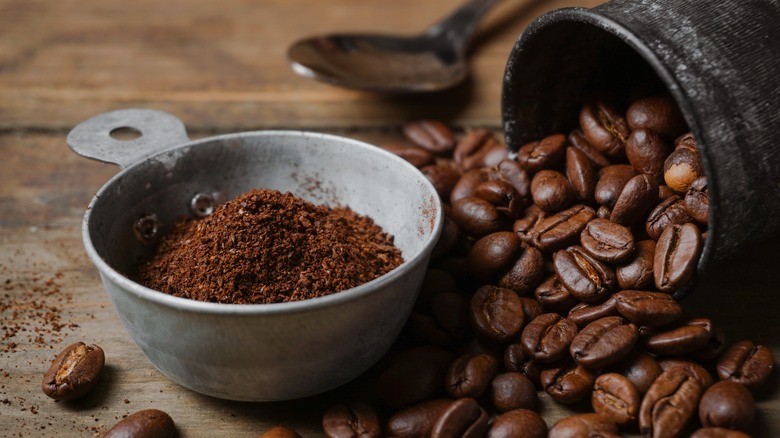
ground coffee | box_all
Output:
[137,188,404,304]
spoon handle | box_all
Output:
[425,0,501,53]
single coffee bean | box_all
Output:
[548,413,620,438]
[617,239,656,290]
[684,176,710,225]
[592,373,640,426]
[531,170,576,212]
[553,246,616,302]
[383,143,436,168]
[450,168,494,204]
[521,313,578,364]
[445,354,498,399]
[654,222,702,292]
[658,184,676,200]
[376,347,448,408]
[518,296,544,323]
[387,399,453,438]
[496,245,545,295]
[567,296,619,328]
[610,173,659,226]
[716,340,775,390]
[639,367,702,438]
[466,232,521,279]
[469,285,525,343]
[487,409,547,438]
[454,128,494,166]
[104,409,175,438]
[699,380,755,430]
[693,326,727,364]
[461,136,507,171]
[579,101,630,158]
[430,397,489,438]
[566,146,597,202]
[570,316,639,369]
[534,275,579,315]
[421,162,462,200]
[323,401,381,438]
[645,195,692,240]
[503,343,526,372]
[691,427,752,438]
[664,133,704,193]
[642,317,714,356]
[568,129,612,168]
[540,360,596,404]
[495,159,532,199]
[431,291,472,342]
[403,120,456,154]
[625,128,670,181]
[597,205,612,219]
[261,425,302,438]
[41,341,105,401]
[474,179,524,218]
[526,204,596,253]
[594,164,638,209]
[490,372,537,412]
[581,218,636,263]
[514,205,548,242]
[431,207,465,261]
[610,350,662,395]
[613,290,682,327]
[626,93,687,140]
[658,358,715,390]
[517,133,566,172]
[451,196,509,237]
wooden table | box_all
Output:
[1,0,778,436]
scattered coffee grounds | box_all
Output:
[137,188,404,304]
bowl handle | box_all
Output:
[66,109,190,169]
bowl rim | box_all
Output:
[82,129,444,315]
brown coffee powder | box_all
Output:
[137,188,404,304]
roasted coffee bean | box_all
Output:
[579,101,630,158]
[613,290,682,327]
[496,245,545,295]
[699,380,755,430]
[466,232,521,279]
[490,372,538,412]
[685,176,710,225]
[592,373,640,426]
[450,168,494,204]
[642,317,714,356]
[461,137,508,171]
[474,179,524,217]
[416,268,459,312]
[581,218,635,263]
[445,354,498,399]
[691,427,752,438]
[495,159,532,199]
[517,133,566,172]
[42,342,105,401]
[517,296,544,325]
[514,205,548,241]
[421,162,462,200]
[376,349,447,409]
[503,343,526,372]
[526,204,596,253]
[597,205,612,219]
[261,425,302,438]
[104,409,175,438]
[548,413,620,438]
[716,340,775,390]
[431,206,465,261]
[431,291,472,342]
[540,360,596,404]
[565,146,597,202]
[323,401,381,438]
[595,164,637,208]
[531,170,576,212]
[521,313,578,364]
[654,222,702,292]
[553,246,616,302]
[646,195,692,240]
[616,239,656,290]
[403,120,456,154]
[664,134,704,193]
[383,143,436,168]
[626,93,687,140]
[693,326,727,363]
[610,173,659,226]
[567,296,619,328]
[451,196,509,237]
[610,350,661,395]
[430,397,489,438]
[570,316,638,369]
[625,128,670,181]
[568,129,612,168]
[469,285,525,343]
[387,399,453,438]
[658,358,715,390]
[534,275,579,314]
[487,409,547,438]
[658,184,676,200]
[454,128,494,166]
[640,367,702,438]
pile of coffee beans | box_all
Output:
[312,96,774,437]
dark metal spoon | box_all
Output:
[287,0,500,93]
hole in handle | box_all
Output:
[110,126,143,141]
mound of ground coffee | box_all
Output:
[137,188,404,304]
